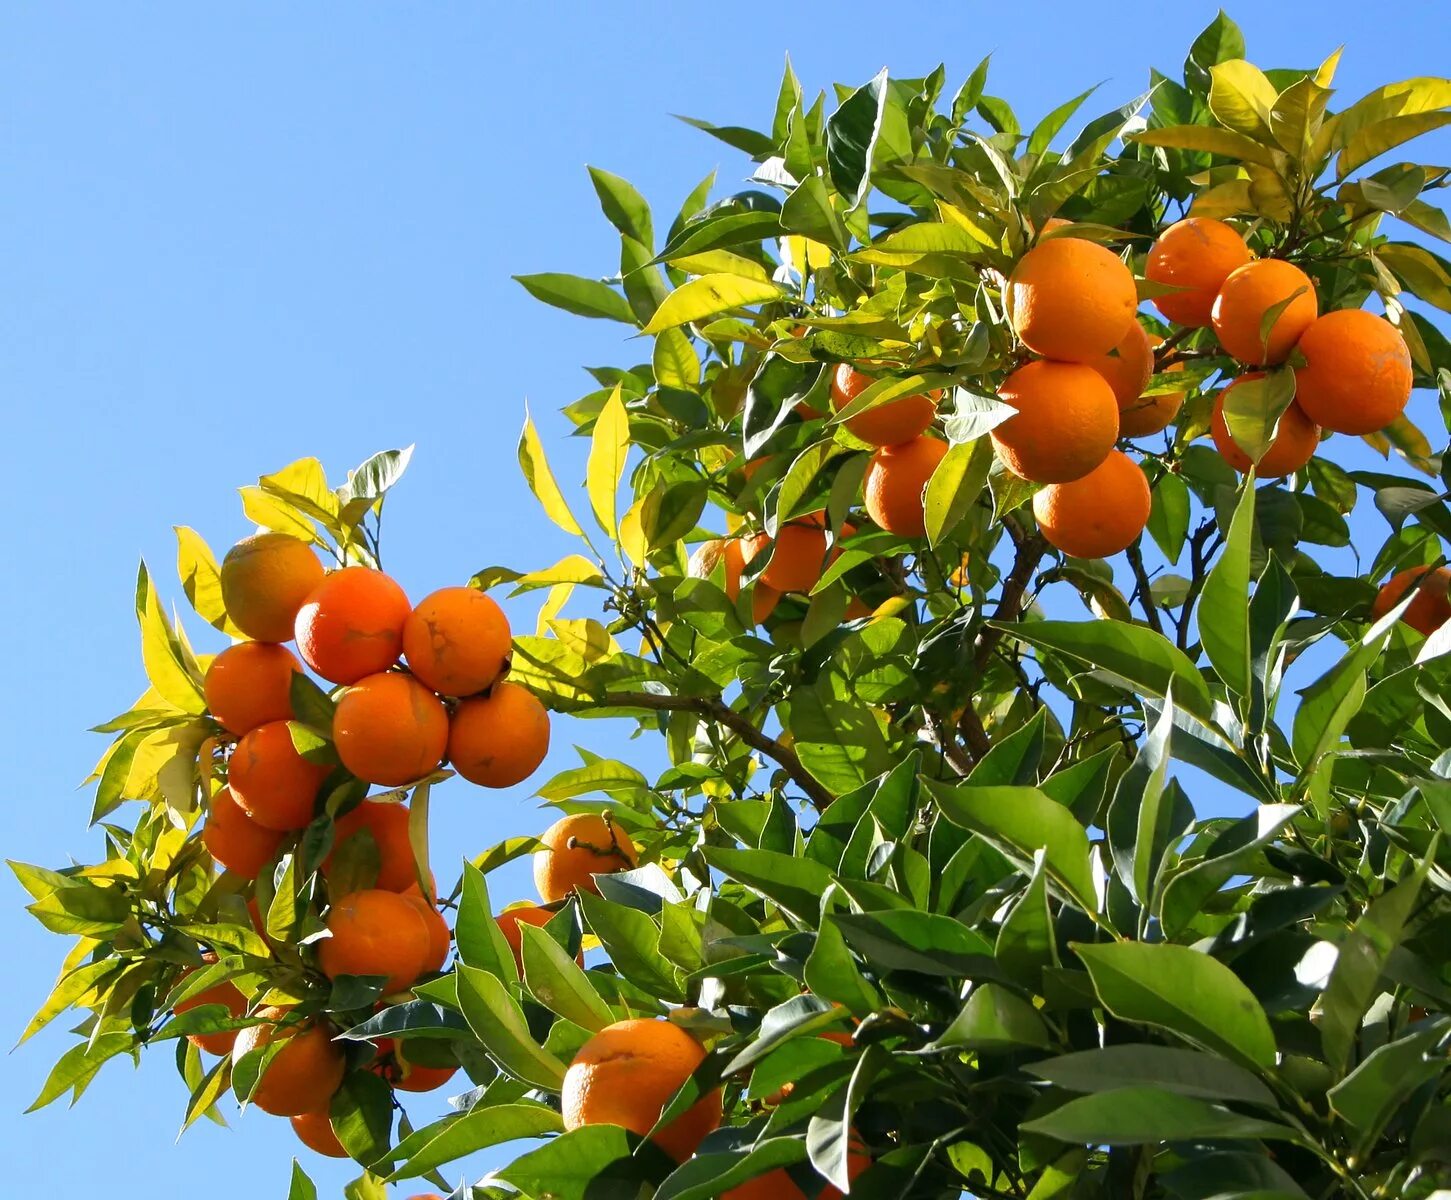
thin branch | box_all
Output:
[973,515,1046,672]
[930,711,975,774]
[1125,541,1164,634]
[958,704,992,762]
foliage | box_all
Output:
[14,13,1451,1200]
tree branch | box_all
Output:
[1125,541,1164,634]
[973,515,1046,672]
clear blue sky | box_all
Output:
[2,4,1447,1197]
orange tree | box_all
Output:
[14,14,1451,1199]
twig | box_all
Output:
[973,515,1046,672]
[1176,520,1221,651]
[1125,541,1164,634]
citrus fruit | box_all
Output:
[447,681,551,788]
[402,586,512,698]
[561,1018,723,1161]
[829,364,938,447]
[324,800,416,893]
[402,885,451,972]
[992,360,1119,483]
[317,889,432,996]
[1084,321,1153,408]
[294,567,411,685]
[1211,258,1318,365]
[1145,218,1253,328]
[1292,308,1413,435]
[219,533,325,644]
[1371,566,1451,637]
[533,812,639,903]
[862,435,949,538]
[370,1037,459,1093]
[1032,450,1151,559]
[231,1007,346,1117]
[202,786,284,880]
[229,720,329,831]
[1119,360,1185,438]
[496,903,579,969]
[291,1111,348,1158]
[1210,378,1320,477]
[333,671,448,787]
[741,513,829,594]
[687,538,746,599]
[173,952,247,1056]
[203,641,303,736]
[1006,237,1137,361]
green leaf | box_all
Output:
[1208,59,1279,141]
[1131,125,1280,167]
[329,1070,393,1165]
[1223,369,1296,465]
[1029,1045,1276,1106]
[653,327,700,392]
[931,783,1098,914]
[586,386,629,539]
[655,1139,808,1200]
[703,847,833,925]
[577,891,683,1000]
[803,906,882,1015]
[513,273,635,323]
[518,412,586,539]
[453,863,519,985]
[1022,1086,1296,1145]
[519,924,610,1033]
[455,965,567,1090]
[27,884,128,937]
[781,176,848,252]
[934,983,1050,1049]
[1291,606,1399,783]
[498,1125,644,1200]
[1200,475,1256,698]
[16,958,121,1046]
[287,1162,317,1200]
[135,562,206,713]
[995,852,1059,986]
[656,211,783,263]
[1106,693,1178,909]
[925,438,993,548]
[27,1032,133,1112]
[1148,471,1191,564]
[832,909,994,976]
[1158,804,1301,937]
[827,69,889,208]
[384,1103,563,1181]
[642,275,783,335]
[588,166,653,247]
[1074,942,1278,1070]
[1328,1028,1446,1154]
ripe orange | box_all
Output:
[829,365,938,447]
[229,720,330,831]
[317,889,432,996]
[993,360,1119,483]
[324,800,416,893]
[1145,218,1253,328]
[1032,450,1151,559]
[1293,309,1413,435]
[496,904,568,969]
[219,533,325,644]
[402,885,451,972]
[1211,259,1318,365]
[174,952,247,1056]
[203,642,303,736]
[1371,566,1451,637]
[370,1037,459,1093]
[1006,237,1137,362]
[688,538,748,600]
[533,813,639,903]
[742,512,830,594]
[402,586,512,697]
[294,567,411,685]
[291,1111,348,1158]
[723,1150,868,1200]
[448,681,551,788]
[1120,360,1185,438]
[561,1018,722,1161]
[1210,378,1320,477]
[333,671,448,787]
[1084,322,1153,408]
[231,1007,346,1117]
[202,785,285,880]
[750,583,781,626]
[862,436,949,538]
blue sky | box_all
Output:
[2,4,1448,1197]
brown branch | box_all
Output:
[1125,541,1164,635]
[973,515,1046,672]
[589,689,835,812]
[958,704,992,762]
[930,710,976,774]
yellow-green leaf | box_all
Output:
[1333,77,1451,151]
[1338,111,1451,180]
[136,564,206,714]
[666,250,770,282]
[641,274,784,334]
[618,497,648,568]
[510,555,606,594]
[238,487,318,542]
[1268,77,1333,158]
[259,457,339,525]
[653,327,701,391]
[1377,244,1451,312]
[586,387,629,539]
[174,527,242,637]
[1188,179,1254,219]
[1208,60,1279,141]
[1130,126,1279,168]
[518,412,585,538]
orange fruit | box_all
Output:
[688,538,747,600]
[1371,566,1451,637]
[402,586,512,698]
[402,884,451,972]
[1120,360,1185,438]
[1146,218,1253,328]
[561,1018,722,1161]
[1032,450,1151,559]
[448,681,551,788]
[1006,237,1137,362]
[1211,259,1318,366]
[829,365,938,447]
[742,512,830,594]
[533,813,639,903]
[174,952,247,1056]
[862,436,949,538]
[219,533,325,644]
[1085,322,1153,408]
[231,1007,346,1116]
[333,671,448,787]
[992,360,1119,483]
[202,786,285,880]
[1210,377,1320,477]
[203,642,303,736]
[1293,308,1413,435]
[751,583,781,626]
[324,800,416,893]
[370,1037,459,1093]
[317,889,432,996]
[496,903,572,969]
[229,720,330,831]
[295,567,411,685]
[723,1150,868,1200]
[291,1111,348,1158]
